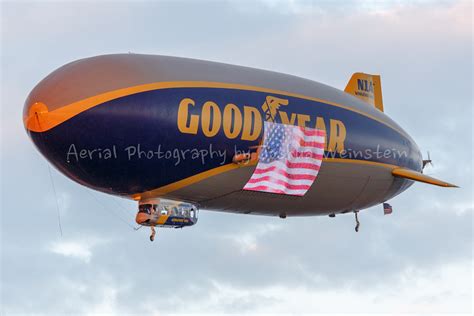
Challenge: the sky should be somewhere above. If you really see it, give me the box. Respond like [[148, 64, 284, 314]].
[[1, 0, 473, 315]]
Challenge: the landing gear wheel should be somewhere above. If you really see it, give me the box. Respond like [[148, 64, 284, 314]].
[[149, 227, 156, 242]]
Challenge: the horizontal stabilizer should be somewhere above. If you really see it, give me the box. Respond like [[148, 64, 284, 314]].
[[392, 168, 458, 188]]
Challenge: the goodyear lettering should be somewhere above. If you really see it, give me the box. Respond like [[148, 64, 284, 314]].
[[177, 96, 347, 154], [177, 99, 262, 141], [222, 103, 242, 139], [315, 117, 328, 150], [279, 111, 297, 125], [201, 101, 221, 137], [177, 98, 199, 134], [328, 119, 346, 152], [241, 106, 261, 141], [276, 110, 346, 153]]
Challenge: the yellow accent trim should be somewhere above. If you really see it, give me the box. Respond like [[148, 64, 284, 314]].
[[132, 161, 257, 199], [157, 214, 169, 225], [392, 168, 458, 188], [130, 158, 405, 199], [25, 81, 405, 137], [130, 158, 456, 199]]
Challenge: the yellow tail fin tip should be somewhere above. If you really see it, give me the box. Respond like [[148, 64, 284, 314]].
[[344, 72, 384, 112]]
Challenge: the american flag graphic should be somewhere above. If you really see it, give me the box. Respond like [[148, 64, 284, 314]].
[[243, 121, 325, 196]]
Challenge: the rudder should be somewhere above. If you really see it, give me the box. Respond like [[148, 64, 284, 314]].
[[344, 73, 384, 112]]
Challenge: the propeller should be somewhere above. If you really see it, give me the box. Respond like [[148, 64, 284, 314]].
[[422, 151, 434, 170]]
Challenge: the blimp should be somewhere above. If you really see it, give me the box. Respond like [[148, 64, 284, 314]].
[[23, 54, 456, 239]]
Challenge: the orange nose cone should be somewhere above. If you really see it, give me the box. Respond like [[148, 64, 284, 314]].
[[24, 102, 49, 132]]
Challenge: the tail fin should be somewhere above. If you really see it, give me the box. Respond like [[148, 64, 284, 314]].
[[344, 73, 384, 112]]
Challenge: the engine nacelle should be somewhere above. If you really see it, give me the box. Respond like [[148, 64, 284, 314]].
[[136, 198, 198, 228]]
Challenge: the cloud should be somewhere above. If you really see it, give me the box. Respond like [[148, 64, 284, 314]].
[[84, 286, 122, 316], [223, 222, 282, 254], [47, 237, 107, 264], [129, 259, 472, 314], [48, 240, 91, 263]]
